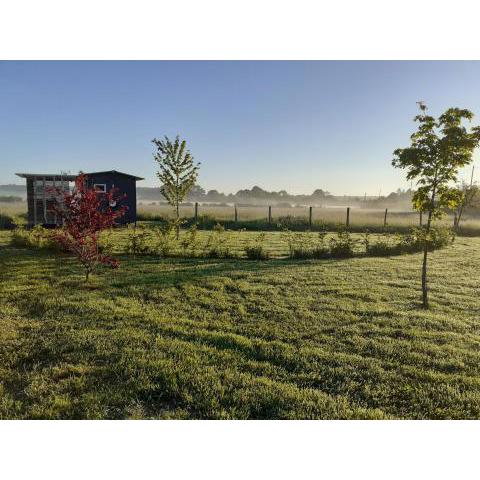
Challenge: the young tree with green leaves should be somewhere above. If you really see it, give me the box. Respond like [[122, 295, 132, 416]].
[[393, 102, 480, 308], [152, 135, 200, 239], [454, 167, 479, 230]]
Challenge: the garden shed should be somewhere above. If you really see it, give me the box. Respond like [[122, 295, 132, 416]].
[[16, 170, 143, 227]]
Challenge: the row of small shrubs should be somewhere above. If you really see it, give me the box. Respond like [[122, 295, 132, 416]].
[[280, 226, 454, 260], [124, 222, 273, 260], [10, 223, 454, 261], [123, 222, 239, 259]]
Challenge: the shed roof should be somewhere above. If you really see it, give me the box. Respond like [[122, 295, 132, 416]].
[[16, 170, 144, 181], [15, 173, 78, 181], [85, 170, 144, 181]]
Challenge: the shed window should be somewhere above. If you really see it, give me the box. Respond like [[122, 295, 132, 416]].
[[94, 184, 106, 193]]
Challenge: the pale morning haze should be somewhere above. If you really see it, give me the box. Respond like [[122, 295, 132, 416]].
[[1, 60, 479, 195]]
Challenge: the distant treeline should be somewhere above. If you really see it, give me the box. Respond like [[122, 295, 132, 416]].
[[0, 182, 415, 208], [137, 184, 415, 208]]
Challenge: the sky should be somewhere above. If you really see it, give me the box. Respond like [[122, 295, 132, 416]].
[[1, 61, 479, 195]]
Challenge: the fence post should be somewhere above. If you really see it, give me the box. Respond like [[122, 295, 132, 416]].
[[268, 206, 272, 224], [309, 206, 313, 227], [234, 204, 238, 223], [194, 202, 198, 223], [346, 207, 350, 228], [419, 211, 423, 226], [384, 208, 388, 227]]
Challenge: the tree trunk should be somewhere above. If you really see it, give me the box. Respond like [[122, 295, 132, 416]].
[[421, 239, 429, 308], [175, 201, 180, 240], [422, 208, 434, 309], [456, 205, 464, 231]]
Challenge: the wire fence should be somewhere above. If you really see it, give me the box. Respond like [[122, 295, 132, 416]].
[[137, 203, 461, 228]]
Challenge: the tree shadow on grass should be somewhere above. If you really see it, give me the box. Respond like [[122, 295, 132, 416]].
[[2, 245, 379, 294], [109, 256, 294, 289]]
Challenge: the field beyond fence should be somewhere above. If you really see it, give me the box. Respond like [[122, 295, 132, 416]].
[[137, 203, 480, 235]]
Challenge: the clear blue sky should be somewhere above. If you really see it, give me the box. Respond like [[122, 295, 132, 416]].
[[1, 61, 479, 195]]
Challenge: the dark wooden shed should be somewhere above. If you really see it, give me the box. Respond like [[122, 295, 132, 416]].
[[84, 170, 144, 225], [16, 170, 143, 227]]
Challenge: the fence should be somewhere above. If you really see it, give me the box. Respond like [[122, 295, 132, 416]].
[[137, 202, 461, 228]]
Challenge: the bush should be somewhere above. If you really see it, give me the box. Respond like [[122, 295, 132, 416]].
[[152, 221, 177, 257], [366, 237, 395, 256], [365, 227, 454, 257], [282, 229, 330, 259], [329, 228, 356, 258], [0, 213, 16, 230], [180, 225, 200, 257], [244, 233, 270, 260], [10, 226, 57, 250], [203, 224, 235, 258], [428, 226, 455, 249], [125, 225, 152, 256]]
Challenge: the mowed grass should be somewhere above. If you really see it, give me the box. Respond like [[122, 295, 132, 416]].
[[1, 230, 480, 419]]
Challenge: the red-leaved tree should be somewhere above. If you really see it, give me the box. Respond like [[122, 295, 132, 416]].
[[52, 173, 127, 281]]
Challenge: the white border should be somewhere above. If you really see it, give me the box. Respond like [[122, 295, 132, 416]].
[[1, 0, 480, 60], [0, 420, 479, 479]]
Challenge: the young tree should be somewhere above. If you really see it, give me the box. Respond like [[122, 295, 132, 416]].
[[393, 103, 480, 308], [152, 135, 200, 239], [52, 173, 127, 281], [454, 167, 479, 229]]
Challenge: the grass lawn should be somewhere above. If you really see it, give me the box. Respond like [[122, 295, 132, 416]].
[[1, 230, 480, 419]]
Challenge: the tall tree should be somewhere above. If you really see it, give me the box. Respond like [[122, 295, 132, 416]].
[[393, 102, 480, 308], [152, 135, 200, 239]]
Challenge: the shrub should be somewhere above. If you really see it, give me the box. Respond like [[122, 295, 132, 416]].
[[365, 227, 454, 257], [366, 237, 395, 256], [98, 229, 117, 255], [180, 224, 200, 257], [0, 213, 16, 230], [311, 230, 330, 258], [125, 225, 152, 256], [428, 226, 455, 249], [203, 224, 235, 258], [282, 229, 330, 259], [10, 226, 57, 250], [152, 221, 177, 257], [329, 228, 356, 258], [244, 233, 270, 260]]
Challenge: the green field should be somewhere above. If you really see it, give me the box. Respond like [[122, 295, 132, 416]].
[[1, 229, 480, 419]]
